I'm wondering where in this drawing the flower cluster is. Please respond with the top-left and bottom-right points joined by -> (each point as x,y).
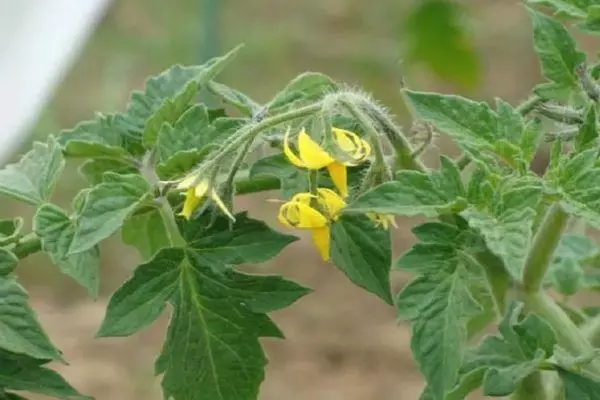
279,127 -> 395,260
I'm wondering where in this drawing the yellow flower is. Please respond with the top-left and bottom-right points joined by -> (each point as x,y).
176,175 -> 234,221
283,127 -> 371,197
278,188 -> 347,261
367,213 -> 397,230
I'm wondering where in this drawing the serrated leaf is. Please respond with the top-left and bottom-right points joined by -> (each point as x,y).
520,119 -> 544,165
528,0 -> 592,19
57,113 -> 143,159
530,8 -> 586,99
0,277 -> 61,360
576,104 -> 598,152
0,249 -> 18,276
403,0 -> 481,89
330,214 -> 392,304
78,158 -> 138,185
122,205 -> 172,262
268,72 -> 337,110
249,154 -> 309,198
69,173 -> 151,254
209,81 -> 261,116
0,137 -> 64,205
0,349 -> 88,399
559,368 -> 600,398
34,204 -> 100,297
455,302 -> 557,397
345,158 -> 466,218
181,212 -> 298,270
100,247 -> 309,399
131,46 -> 241,148
551,257 -> 584,295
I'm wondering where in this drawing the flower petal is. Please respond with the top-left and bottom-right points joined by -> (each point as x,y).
316,188 -> 347,218
194,180 -> 210,198
283,128 -> 307,168
327,162 -> 348,198
179,188 -> 203,220
311,226 -> 331,261
210,189 -> 236,221
332,127 -> 371,165
289,192 -> 314,205
367,213 -> 397,230
176,174 -> 198,189
297,129 -> 335,169
278,201 -> 327,229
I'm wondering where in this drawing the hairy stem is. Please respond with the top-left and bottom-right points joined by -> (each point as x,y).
522,203 -> 570,293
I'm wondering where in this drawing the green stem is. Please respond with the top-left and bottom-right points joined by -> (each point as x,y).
516,95 -> 544,116
158,199 -> 187,247
225,136 -> 256,193
11,233 -> 42,259
582,315 -> 600,347
522,203 -> 570,293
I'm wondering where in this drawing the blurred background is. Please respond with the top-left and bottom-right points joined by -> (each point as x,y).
1,0 -> 595,399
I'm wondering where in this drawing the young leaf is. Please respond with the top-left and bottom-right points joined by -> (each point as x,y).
122,205 -> 172,262
68,173 -> 151,254
330,214 -> 393,304
403,0 -> 481,89
34,204 -> 101,297
575,104 -> 598,152
558,368 -> 600,398
0,277 -> 61,360
208,81 -> 262,116
180,212 -> 298,269
520,119 -> 544,166
0,137 -> 64,206
345,157 -> 466,218
0,249 -> 18,276
454,302 -> 556,397
267,72 -> 337,110
0,349 -> 89,399
551,257 -> 584,296
57,113 -> 143,159
99,247 -> 309,399
128,46 -> 241,148
530,8 -> 586,99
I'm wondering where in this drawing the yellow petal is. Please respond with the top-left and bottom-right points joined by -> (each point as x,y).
289,192 -> 314,205
176,174 -> 198,189
178,188 -> 203,220
311,226 -> 331,261
210,188 -> 236,221
332,127 -> 371,165
283,128 -> 307,168
194,180 -> 210,198
278,201 -> 327,229
327,162 -> 348,198
297,129 -> 335,169
316,188 -> 346,219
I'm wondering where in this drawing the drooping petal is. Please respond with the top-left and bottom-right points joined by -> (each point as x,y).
210,189 -> 235,221
278,201 -> 327,229
316,188 -> 347,219
327,162 -> 348,198
177,174 -> 198,189
332,127 -> 371,165
194,180 -> 210,198
283,128 -> 307,168
297,129 -> 335,169
311,226 -> 331,261
179,188 -> 203,220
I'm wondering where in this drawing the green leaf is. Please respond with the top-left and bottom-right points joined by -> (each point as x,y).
530,8 -> 586,99
268,72 -> 338,110
456,302 -> 556,397
209,81 -> 261,116
57,113 -> 143,159
180,212 -> 298,269
129,46 -> 242,148
403,0 -> 481,89
0,137 -> 64,205
0,277 -> 61,360
69,173 -> 151,254
249,154 -> 308,198
0,249 -> 18,276
402,90 -> 525,167
330,214 -> 393,304
559,368 -> 600,398
520,119 -> 544,166
34,204 -> 100,297
0,349 -> 89,399
122,205 -> 172,262
528,0 -> 593,19
345,157 -> 466,218
0,218 -> 23,247
551,257 -> 584,296
575,104 -> 598,152
78,158 -> 138,185
99,247 -> 309,399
